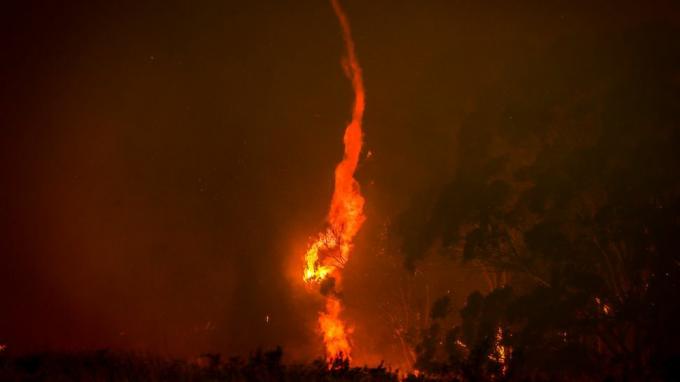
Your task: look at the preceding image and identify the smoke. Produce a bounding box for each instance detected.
[2,0,677,372]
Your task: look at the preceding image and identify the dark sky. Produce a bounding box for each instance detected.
[1,0,678,365]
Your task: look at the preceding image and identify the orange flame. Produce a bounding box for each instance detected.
[302,0,366,362]
[493,327,509,375]
[318,297,352,361]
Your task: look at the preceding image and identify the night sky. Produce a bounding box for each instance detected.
[2,0,679,368]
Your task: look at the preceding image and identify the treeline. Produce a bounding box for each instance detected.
[393,23,680,381]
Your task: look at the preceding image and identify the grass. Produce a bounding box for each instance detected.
[0,348,423,381]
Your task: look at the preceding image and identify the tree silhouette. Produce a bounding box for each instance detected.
[398,23,680,381]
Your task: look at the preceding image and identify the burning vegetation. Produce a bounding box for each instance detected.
[3,0,680,381]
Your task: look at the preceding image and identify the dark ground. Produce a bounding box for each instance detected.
[0,349,414,382]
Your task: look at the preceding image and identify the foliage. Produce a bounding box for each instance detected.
[397,23,680,381]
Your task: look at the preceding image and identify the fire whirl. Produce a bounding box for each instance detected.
[302,0,366,363]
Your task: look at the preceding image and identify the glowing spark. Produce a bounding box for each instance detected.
[492,327,510,375]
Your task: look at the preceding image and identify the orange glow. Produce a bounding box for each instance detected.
[318,297,352,361]
[302,0,366,362]
[493,327,509,375]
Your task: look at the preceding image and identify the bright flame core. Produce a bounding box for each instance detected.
[302,0,366,363]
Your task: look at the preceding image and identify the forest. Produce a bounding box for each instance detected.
[391,22,680,382]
